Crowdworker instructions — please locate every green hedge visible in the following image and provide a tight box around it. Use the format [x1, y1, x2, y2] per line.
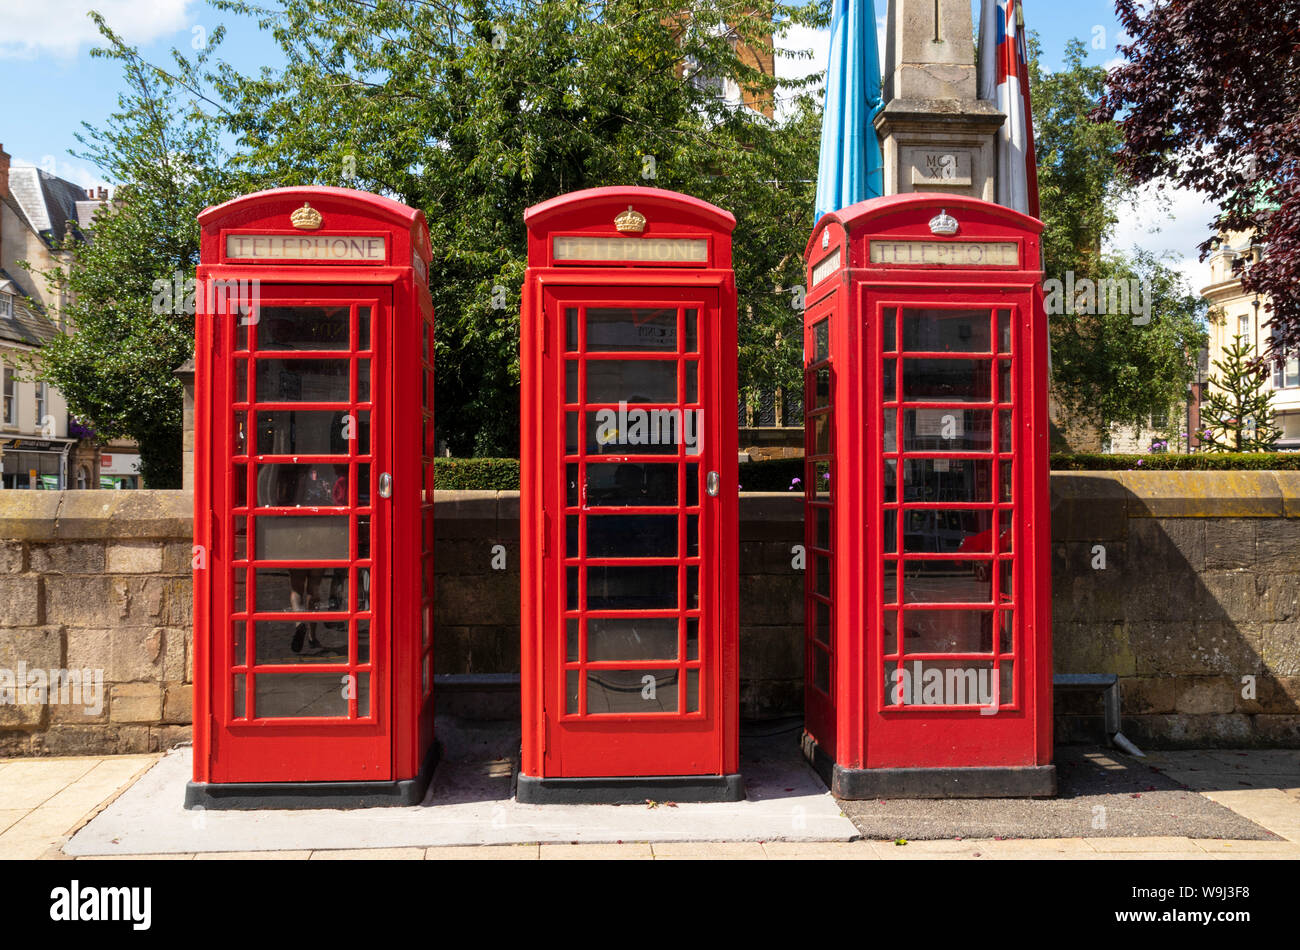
[433, 458, 520, 490]
[1051, 453, 1300, 471]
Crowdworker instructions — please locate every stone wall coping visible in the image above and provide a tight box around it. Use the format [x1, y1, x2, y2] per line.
[0, 472, 1293, 544]
[0, 490, 192, 541]
[1053, 471, 1293, 519]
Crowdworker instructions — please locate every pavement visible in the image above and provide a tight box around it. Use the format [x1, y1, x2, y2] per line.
[0, 724, 1297, 860]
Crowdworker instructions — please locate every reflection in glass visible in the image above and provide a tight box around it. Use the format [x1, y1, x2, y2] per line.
[998, 309, 1012, 353]
[901, 611, 995, 655]
[904, 410, 993, 452]
[257, 410, 364, 455]
[586, 308, 677, 352]
[903, 459, 992, 504]
[884, 459, 897, 503]
[884, 408, 897, 452]
[814, 319, 829, 362]
[254, 566, 349, 614]
[883, 559, 897, 603]
[902, 509, 993, 554]
[815, 415, 830, 455]
[567, 670, 579, 714]
[902, 309, 991, 353]
[586, 669, 678, 713]
[686, 669, 699, 713]
[587, 618, 678, 661]
[258, 307, 350, 351]
[256, 464, 348, 508]
[903, 560, 993, 604]
[256, 359, 350, 403]
[235, 361, 248, 403]
[586, 566, 677, 610]
[814, 366, 831, 408]
[999, 611, 1014, 654]
[255, 672, 349, 718]
[999, 409, 1012, 452]
[254, 618, 349, 664]
[902, 359, 992, 403]
[1000, 663, 1014, 704]
[891, 659, 998, 706]
[581, 411, 696, 456]
[586, 359, 677, 403]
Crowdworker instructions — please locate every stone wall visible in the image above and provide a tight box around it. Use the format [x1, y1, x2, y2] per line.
[0, 474, 1298, 755]
[0, 491, 193, 756]
[1052, 472, 1300, 748]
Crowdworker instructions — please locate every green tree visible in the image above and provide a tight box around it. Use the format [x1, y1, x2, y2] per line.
[201, 0, 826, 455]
[1030, 37, 1208, 440]
[25, 14, 233, 487]
[1200, 335, 1281, 452]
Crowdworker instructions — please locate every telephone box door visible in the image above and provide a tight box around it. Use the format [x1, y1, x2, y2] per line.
[542, 286, 729, 778]
[213, 283, 392, 783]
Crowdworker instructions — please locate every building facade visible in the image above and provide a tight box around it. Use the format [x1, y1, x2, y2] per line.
[0, 142, 141, 488]
[1201, 229, 1300, 452]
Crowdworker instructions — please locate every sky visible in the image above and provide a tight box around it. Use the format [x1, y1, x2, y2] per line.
[0, 0, 1217, 290]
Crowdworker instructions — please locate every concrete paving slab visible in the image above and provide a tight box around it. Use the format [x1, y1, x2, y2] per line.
[194, 851, 313, 859]
[866, 840, 989, 859]
[425, 844, 539, 860]
[0, 810, 29, 835]
[63, 726, 858, 856]
[1089, 836, 1200, 852]
[76, 853, 196, 860]
[650, 842, 768, 859]
[540, 843, 655, 859]
[309, 848, 425, 859]
[761, 841, 878, 860]
[1191, 838, 1300, 854]
[1198, 789, 1300, 841]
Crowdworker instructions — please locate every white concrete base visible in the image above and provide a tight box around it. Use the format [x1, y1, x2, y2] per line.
[64, 738, 858, 855]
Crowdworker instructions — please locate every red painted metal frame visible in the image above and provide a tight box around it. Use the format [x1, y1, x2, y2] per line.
[802, 193, 1053, 772]
[521, 187, 739, 781]
[194, 187, 434, 786]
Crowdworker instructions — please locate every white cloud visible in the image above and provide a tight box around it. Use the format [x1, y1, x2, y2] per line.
[13, 156, 112, 195]
[0, 0, 196, 59]
[1108, 181, 1221, 293]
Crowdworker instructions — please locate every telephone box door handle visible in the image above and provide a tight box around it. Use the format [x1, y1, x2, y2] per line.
[378, 473, 392, 499]
[707, 471, 720, 497]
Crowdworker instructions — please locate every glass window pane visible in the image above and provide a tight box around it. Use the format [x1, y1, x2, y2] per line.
[567, 619, 580, 662]
[902, 309, 991, 353]
[586, 566, 677, 610]
[565, 362, 579, 404]
[586, 308, 677, 351]
[584, 410, 695, 455]
[903, 509, 994, 554]
[814, 415, 831, 455]
[255, 464, 347, 508]
[904, 409, 993, 452]
[686, 669, 699, 713]
[999, 611, 1014, 654]
[890, 658, 998, 705]
[256, 410, 364, 456]
[586, 359, 677, 404]
[255, 516, 349, 560]
[814, 366, 831, 409]
[812, 648, 830, 693]
[254, 672, 349, 718]
[255, 359, 349, 403]
[998, 309, 1012, 353]
[686, 618, 699, 660]
[587, 515, 678, 558]
[903, 459, 993, 504]
[884, 460, 897, 503]
[883, 612, 898, 655]
[254, 566, 349, 613]
[903, 560, 993, 604]
[814, 599, 831, 645]
[901, 611, 995, 655]
[586, 669, 679, 713]
[883, 308, 896, 352]
[587, 618, 679, 661]
[358, 307, 371, 351]
[814, 319, 830, 362]
[583, 462, 679, 507]
[902, 359, 992, 403]
[815, 506, 831, 549]
[566, 308, 579, 351]
[685, 309, 698, 353]
[254, 618, 348, 664]
[257, 306, 350, 351]
[567, 670, 580, 714]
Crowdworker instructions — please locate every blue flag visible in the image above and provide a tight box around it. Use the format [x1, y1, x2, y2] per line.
[815, 0, 885, 222]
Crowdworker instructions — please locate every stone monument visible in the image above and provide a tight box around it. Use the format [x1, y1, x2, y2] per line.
[875, 0, 1004, 201]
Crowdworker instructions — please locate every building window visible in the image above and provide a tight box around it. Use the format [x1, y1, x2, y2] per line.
[0, 293, 12, 319]
[2, 367, 16, 426]
[76, 466, 89, 490]
[1276, 356, 1300, 390]
[1238, 312, 1251, 342]
[34, 382, 46, 432]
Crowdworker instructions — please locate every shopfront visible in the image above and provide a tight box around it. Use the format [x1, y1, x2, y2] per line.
[802, 194, 1055, 798]
[518, 187, 742, 803]
[187, 187, 437, 808]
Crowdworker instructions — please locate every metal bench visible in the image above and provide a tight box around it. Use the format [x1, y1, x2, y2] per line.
[1054, 673, 1144, 757]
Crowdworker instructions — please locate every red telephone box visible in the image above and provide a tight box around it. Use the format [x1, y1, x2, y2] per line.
[188, 187, 437, 808]
[519, 187, 742, 803]
[802, 194, 1055, 798]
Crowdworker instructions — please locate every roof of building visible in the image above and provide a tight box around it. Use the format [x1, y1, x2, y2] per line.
[0, 267, 59, 347]
[7, 164, 101, 248]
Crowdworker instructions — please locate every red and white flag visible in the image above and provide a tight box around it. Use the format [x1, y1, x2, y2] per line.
[979, 0, 1041, 218]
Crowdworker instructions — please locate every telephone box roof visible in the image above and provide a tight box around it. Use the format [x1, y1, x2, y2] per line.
[525, 186, 736, 232]
[807, 193, 1044, 258]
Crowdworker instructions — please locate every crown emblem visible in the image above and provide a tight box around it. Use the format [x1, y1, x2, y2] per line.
[291, 202, 323, 231]
[929, 209, 959, 236]
[615, 205, 646, 234]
